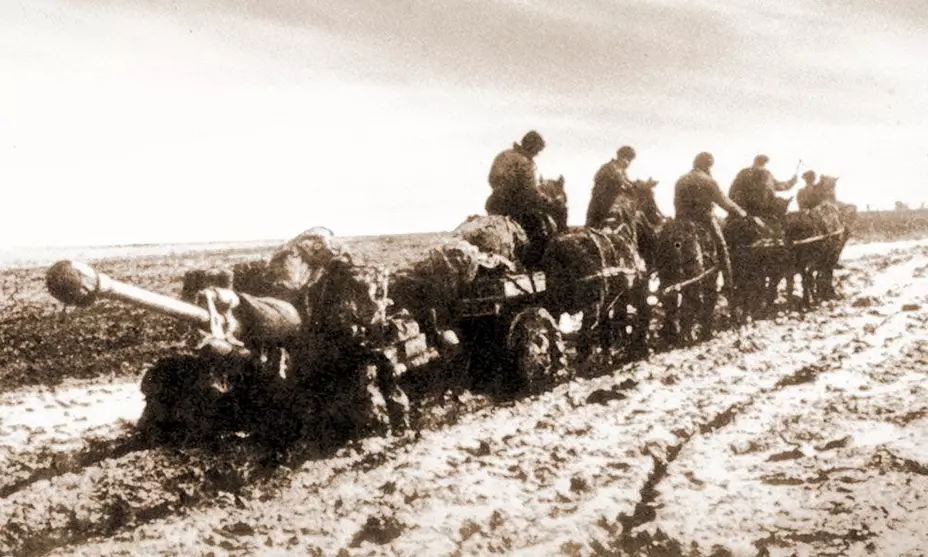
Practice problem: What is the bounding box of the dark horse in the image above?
[600,178,664,351]
[654,218,720,345]
[601,179,664,270]
[543,223,648,363]
[783,176,849,306]
[542,179,659,363]
[818,176,857,288]
[723,196,793,319]
[515,176,569,269]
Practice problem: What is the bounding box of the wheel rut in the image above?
[1,247,923,557]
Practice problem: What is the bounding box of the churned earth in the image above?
[0,239,927,556]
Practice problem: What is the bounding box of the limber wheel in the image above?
[506,307,568,394]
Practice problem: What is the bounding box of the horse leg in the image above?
[698,281,718,341]
[785,257,800,311]
[740,273,757,319]
[680,288,699,345]
[598,304,616,366]
[765,269,781,313]
[576,311,597,363]
[661,292,680,347]
[627,280,651,360]
[804,266,816,307]
[822,243,839,300]
[820,266,836,300]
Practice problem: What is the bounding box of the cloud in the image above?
[2,0,926,247]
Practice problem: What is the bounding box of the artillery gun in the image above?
[43,225,576,446]
[44,233,441,445]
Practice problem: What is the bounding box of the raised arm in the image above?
[771,171,798,192]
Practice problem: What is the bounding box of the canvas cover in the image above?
[452,215,529,264]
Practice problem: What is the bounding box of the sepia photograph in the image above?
[1,1,927,555]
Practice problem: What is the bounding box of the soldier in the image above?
[486,130,562,266]
[797,170,822,210]
[585,145,638,229]
[729,154,798,221]
[674,152,751,297]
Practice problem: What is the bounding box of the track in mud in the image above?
[1,244,927,556]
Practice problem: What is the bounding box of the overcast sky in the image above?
[1,0,926,247]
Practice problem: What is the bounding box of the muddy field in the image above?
[1,233,928,556]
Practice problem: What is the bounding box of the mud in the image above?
[0,241,926,556]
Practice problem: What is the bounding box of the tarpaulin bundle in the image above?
[452,215,528,265]
[390,239,516,321]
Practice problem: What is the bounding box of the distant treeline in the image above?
[851,208,928,243]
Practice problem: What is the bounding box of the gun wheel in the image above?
[506,307,568,394]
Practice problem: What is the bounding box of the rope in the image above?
[583,230,611,330]
[790,226,846,246]
[588,227,637,320]
[659,265,718,297]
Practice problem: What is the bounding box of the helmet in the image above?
[753,154,770,166]
[802,170,816,181]
[617,145,636,161]
[520,130,546,152]
[693,152,714,170]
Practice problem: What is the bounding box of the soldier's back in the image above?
[488,147,529,190]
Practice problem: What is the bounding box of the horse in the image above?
[594,178,664,352]
[653,218,720,346]
[600,179,664,269]
[542,222,648,364]
[538,175,569,232]
[723,196,793,319]
[817,176,857,279]
[783,176,852,306]
[537,177,659,364]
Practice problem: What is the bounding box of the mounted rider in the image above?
[486,130,564,267]
[586,145,663,267]
[586,145,638,229]
[729,155,797,224]
[797,170,826,210]
[674,152,751,298]
[795,170,857,271]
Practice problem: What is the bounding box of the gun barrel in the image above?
[46,260,212,326]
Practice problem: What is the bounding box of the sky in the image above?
[1,0,926,248]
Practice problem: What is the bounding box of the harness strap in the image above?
[790,226,846,246]
[659,265,718,297]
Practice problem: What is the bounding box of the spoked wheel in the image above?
[506,307,569,394]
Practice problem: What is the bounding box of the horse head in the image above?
[631,178,663,226]
[538,175,569,232]
[539,175,566,201]
[600,179,664,268]
[819,176,839,202]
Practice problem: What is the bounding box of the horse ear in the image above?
[557,175,564,186]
